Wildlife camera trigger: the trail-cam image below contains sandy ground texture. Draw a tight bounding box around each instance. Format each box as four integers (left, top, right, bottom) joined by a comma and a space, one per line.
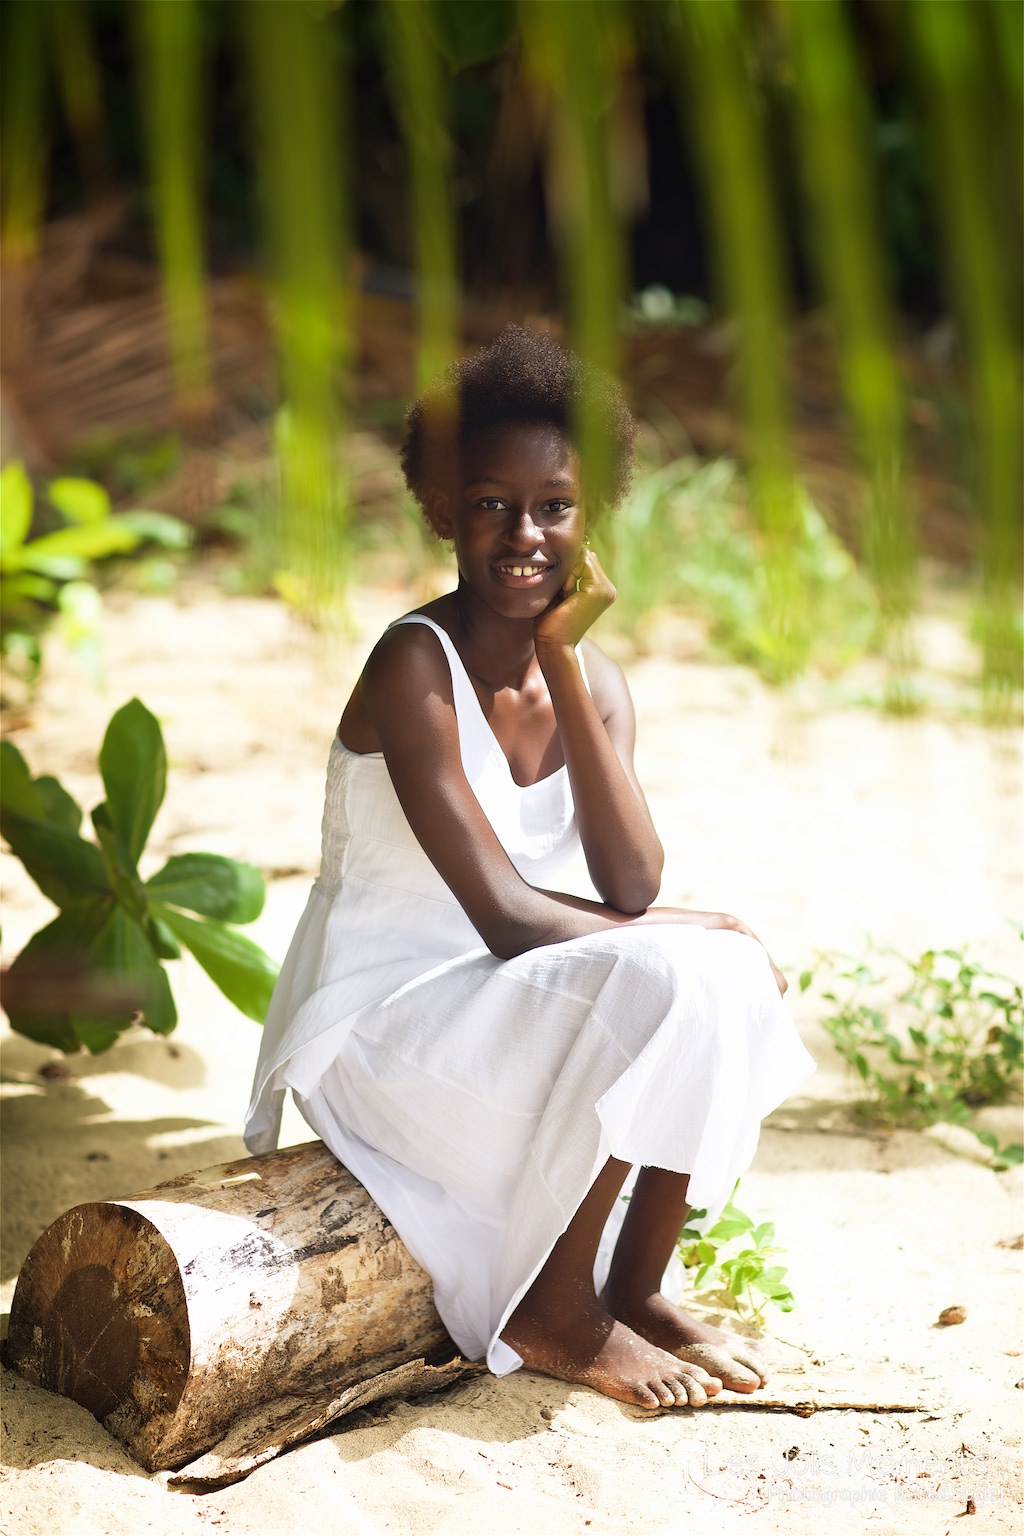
1, 569, 1022, 1536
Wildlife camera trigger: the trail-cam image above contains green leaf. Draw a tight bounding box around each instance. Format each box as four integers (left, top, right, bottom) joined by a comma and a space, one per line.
707, 1214, 754, 1243
114, 510, 191, 549
0, 462, 33, 560
92, 802, 148, 917
3, 570, 57, 602
1, 805, 111, 910
156, 904, 278, 1022
2, 901, 115, 1052
20, 520, 141, 570
99, 698, 167, 863
34, 774, 83, 833
47, 477, 111, 525
148, 911, 183, 960
798, 969, 813, 993
0, 740, 39, 818
71, 905, 176, 1050
146, 852, 265, 923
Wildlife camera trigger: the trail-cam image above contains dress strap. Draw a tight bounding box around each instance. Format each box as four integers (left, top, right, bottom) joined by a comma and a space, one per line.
390, 613, 591, 692
389, 615, 490, 747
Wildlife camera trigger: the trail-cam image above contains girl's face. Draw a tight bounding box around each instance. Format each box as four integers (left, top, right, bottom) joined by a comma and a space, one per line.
426, 421, 585, 620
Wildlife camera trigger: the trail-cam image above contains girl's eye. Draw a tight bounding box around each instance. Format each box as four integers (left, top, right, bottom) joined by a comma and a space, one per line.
477, 498, 506, 513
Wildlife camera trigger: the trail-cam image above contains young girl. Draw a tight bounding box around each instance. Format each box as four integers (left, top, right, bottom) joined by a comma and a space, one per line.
245, 326, 814, 1411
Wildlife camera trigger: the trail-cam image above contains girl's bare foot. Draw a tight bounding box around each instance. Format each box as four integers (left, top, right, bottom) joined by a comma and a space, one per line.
602, 1285, 768, 1393
502, 1292, 722, 1410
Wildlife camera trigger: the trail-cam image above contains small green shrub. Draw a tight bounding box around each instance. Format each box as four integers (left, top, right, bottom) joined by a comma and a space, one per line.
1, 698, 279, 1053
677, 1185, 795, 1323
594, 455, 877, 680
0, 462, 189, 686
803, 939, 1023, 1167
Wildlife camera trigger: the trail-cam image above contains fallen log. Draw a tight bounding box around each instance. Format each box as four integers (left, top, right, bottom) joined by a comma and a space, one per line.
4, 1140, 455, 1472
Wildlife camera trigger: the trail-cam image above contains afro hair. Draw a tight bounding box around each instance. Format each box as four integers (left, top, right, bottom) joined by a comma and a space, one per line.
400, 325, 637, 518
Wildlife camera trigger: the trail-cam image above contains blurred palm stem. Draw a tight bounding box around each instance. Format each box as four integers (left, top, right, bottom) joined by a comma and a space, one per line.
670, 0, 804, 682
787, 0, 916, 709
909, 0, 1023, 711
245, 0, 352, 617
520, 0, 629, 513
136, 0, 213, 433
387, 0, 459, 392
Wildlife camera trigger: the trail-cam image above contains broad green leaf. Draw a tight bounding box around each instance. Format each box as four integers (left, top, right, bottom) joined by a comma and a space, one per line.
3, 901, 116, 1052
68, 1016, 124, 1054
114, 510, 191, 549
146, 852, 265, 923
71, 905, 176, 1050
0, 749, 78, 852
92, 802, 148, 916
3, 571, 56, 601
34, 774, 83, 833
156, 904, 278, 1022
47, 476, 111, 525
99, 698, 167, 863
707, 1215, 752, 1243
1, 806, 111, 910
148, 911, 182, 960
0, 462, 33, 559
20, 520, 140, 570
0, 740, 39, 818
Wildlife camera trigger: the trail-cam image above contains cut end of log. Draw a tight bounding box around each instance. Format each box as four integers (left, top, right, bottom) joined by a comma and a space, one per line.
7, 1203, 190, 1438
6, 1142, 451, 1471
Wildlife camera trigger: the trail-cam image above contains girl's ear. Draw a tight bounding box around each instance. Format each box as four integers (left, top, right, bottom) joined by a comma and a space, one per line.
424, 487, 453, 541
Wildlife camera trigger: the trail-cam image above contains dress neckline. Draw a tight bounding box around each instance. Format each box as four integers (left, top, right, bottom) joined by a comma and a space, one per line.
392, 614, 570, 793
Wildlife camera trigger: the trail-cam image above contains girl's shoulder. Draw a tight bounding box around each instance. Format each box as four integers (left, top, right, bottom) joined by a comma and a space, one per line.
361, 601, 458, 701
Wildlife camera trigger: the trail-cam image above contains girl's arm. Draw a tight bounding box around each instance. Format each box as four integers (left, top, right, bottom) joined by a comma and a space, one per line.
359, 624, 786, 994
534, 549, 663, 913
358, 624, 654, 958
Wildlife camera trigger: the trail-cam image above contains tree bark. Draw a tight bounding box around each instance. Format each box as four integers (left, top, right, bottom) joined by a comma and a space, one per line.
4, 1141, 452, 1471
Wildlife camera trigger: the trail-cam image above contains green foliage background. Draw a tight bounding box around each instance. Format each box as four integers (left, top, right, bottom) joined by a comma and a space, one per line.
1, 0, 1020, 699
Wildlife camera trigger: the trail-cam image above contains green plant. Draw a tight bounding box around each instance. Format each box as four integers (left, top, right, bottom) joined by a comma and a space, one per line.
0, 462, 189, 685
1, 698, 278, 1053
803, 939, 1024, 1167
596, 453, 877, 681
676, 1185, 794, 1323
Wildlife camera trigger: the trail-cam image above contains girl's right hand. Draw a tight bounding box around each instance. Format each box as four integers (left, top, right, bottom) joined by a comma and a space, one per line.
714, 914, 789, 998
648, 908, 788, 997
534, 547, 616, 652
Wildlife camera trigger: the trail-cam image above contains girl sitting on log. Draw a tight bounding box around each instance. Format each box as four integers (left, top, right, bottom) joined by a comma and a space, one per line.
245, 325, 814, 1410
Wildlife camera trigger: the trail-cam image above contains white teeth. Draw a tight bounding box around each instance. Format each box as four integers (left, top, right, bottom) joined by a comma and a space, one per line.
501, 566, 545, 577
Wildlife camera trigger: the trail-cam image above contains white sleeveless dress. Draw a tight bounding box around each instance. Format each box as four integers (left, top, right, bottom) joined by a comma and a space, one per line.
245, 615, 814, 1373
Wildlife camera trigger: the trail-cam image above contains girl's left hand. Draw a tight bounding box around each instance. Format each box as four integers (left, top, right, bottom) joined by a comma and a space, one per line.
534, 547, 616, 650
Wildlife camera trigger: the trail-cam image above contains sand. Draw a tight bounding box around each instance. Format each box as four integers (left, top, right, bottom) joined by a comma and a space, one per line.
2, 569, 1022, 1535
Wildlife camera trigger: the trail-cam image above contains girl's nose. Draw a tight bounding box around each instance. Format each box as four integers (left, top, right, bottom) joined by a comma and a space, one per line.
506, 508, 542, 546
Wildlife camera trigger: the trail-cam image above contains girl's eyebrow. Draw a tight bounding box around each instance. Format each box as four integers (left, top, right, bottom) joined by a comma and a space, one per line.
465, 475, 578, 490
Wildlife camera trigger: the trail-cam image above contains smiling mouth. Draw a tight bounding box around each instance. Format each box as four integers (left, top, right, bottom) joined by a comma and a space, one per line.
493, 563, 552, 579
